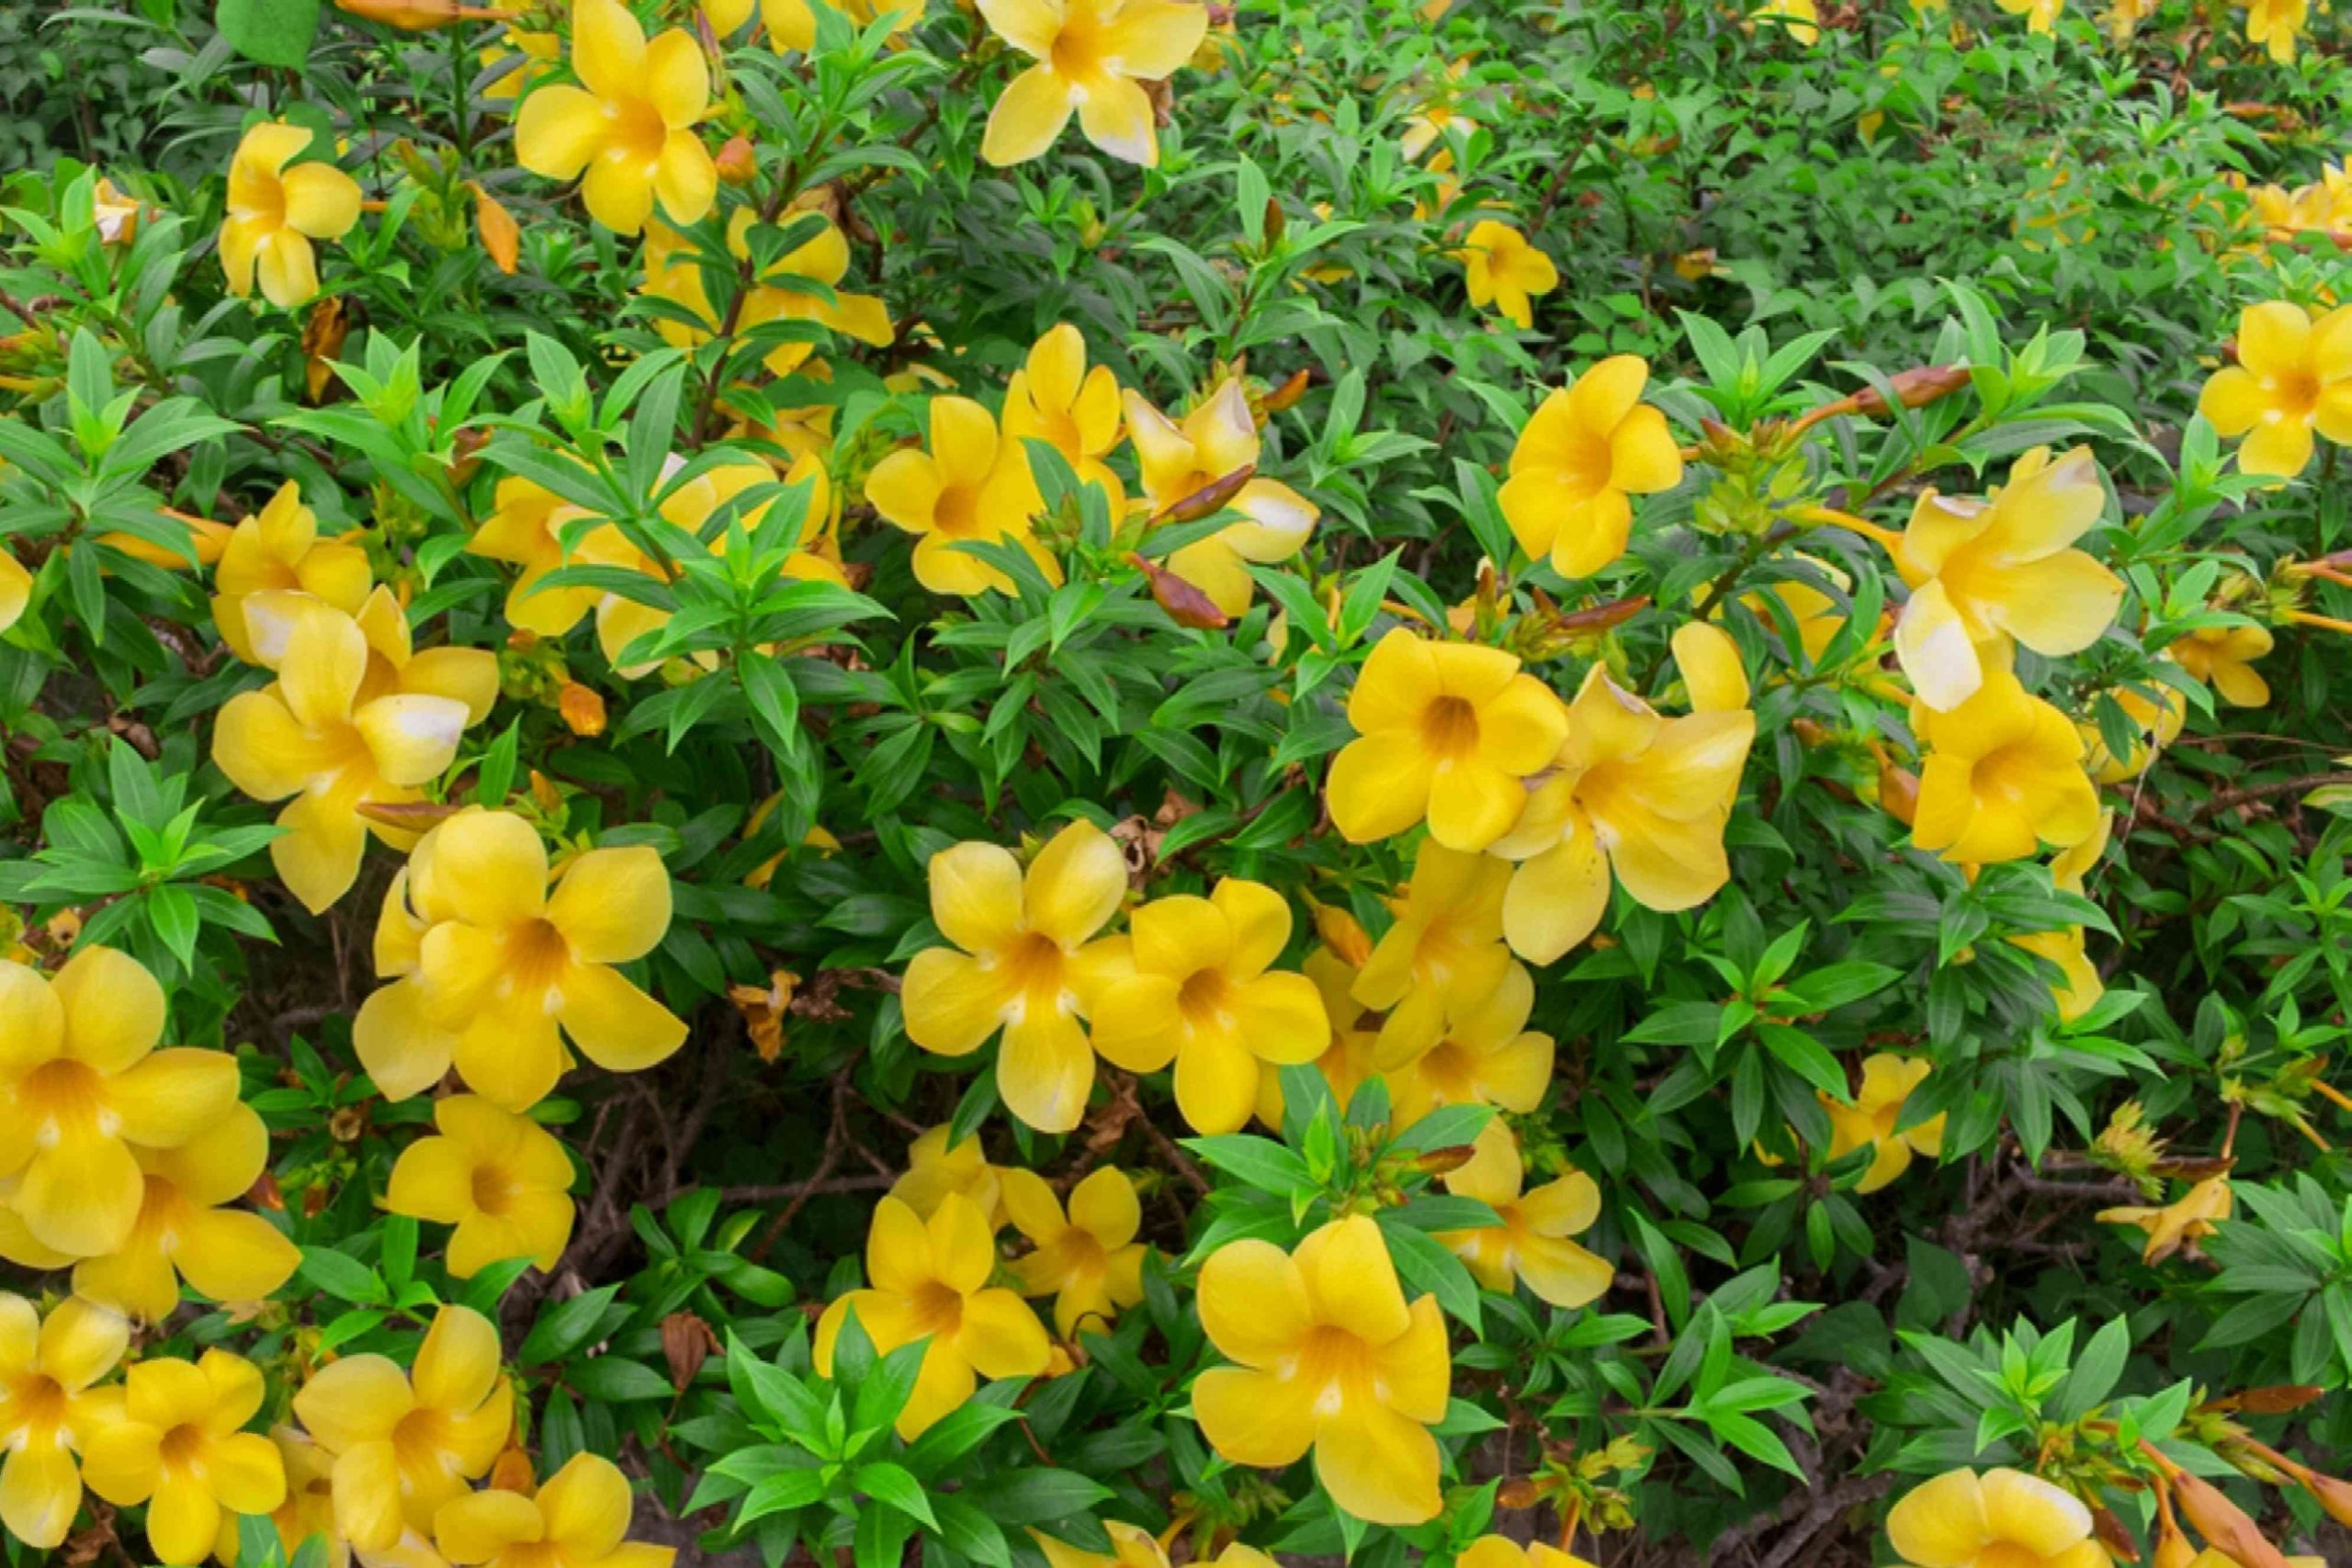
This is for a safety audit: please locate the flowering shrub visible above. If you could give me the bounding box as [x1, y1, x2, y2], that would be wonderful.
[1, 0, 2350, 1564]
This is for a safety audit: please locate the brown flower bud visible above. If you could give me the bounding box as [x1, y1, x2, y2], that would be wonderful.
[661, 1312, 719, 1392]
[1413, 1145, 1479, 1176]
[2089, 1505, 2141, 1562]
[358, 799, 461, 833]
[1792, 717, 1834, 747]
[1495, 1477, 1542, 1510]
[1154, 463, 1255, 525]
[2169, 1468, 2290, 1568]
[1553, 594, 1651, 636]
[450, 425, 492, 487]
[489, 1446, 537, 1495]
[301, 296, 348, 404]
[2301, 1470, 2352, 1527]
[1128, 553, 1229, 629]
[559, 681, 607, 737]
[1878, 762, 1921, 827]
[716, 135, 758, 186]
[2232, 1384, 2325, 1415]
[471, 182, 520, 276]
[1261, 367, 1312, 413]
[248, 1171, 286, 1213]
[1849, 363, 1973, 417]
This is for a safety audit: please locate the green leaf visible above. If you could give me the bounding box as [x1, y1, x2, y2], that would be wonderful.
[853, 1461, 936, 1528]
[563, 1357, 673, 1403]
[217, 0, 321, 66]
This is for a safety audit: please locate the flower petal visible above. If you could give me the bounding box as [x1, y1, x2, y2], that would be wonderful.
[558, 963, 687, 1072]
[546, 847, 672, 964]
[982, 66, 1076, 166]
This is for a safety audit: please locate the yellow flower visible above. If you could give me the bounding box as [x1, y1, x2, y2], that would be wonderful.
[1994, 0, 2064, 31]
[1887, 1468, 2102, 1568]
[1820, 1055, 1945, 1192]
[1033, 1524, 1278, 1568]
[2198, 301, 2352, 479]
[1083, 878, 1330, 1134]
[1325, 628, 1566, 852]
[1498, 357, 1683, 578]
[2011, 813, 2108, 1022]
[1442, 1126, 1611, 1308]
[814, 1194, 1051, 1438]
[1890, 446, 2120, 713]
[1460, 1536, 1600, 1568]
[1400, 102, 1477, 164]
[1752, 0, 1820, 41]
[387, 1096, 577, 1278]
[1389, 961, 1555, 1122]
[433, 1452, 672, 1568]
[469, 476, 643, 638]
[1124, 379, 1319, 616]
[754, 0, 919, 51]
[481, 27, 562, 102]
[889, 1125, 1007, 1224]
[2098, 1174, 2232, 1264]
[900, 821, 1127, 1134]
[210, 481, 372, 665]
[353, 808, 684, 1111]
[1351, 841, 1520, 1066]
[514, 0, 718, 236]
[291, 1305, 513, 1553]
[0, 947, 241, 1258]
[82, 1351, 287, 1567]
[215, 1428, 348, 1568]
[975, 0, 1207, 167]
[1001, 1166, 1150, 1336]
[1193, 1215, 1451, 1526]
[0, 549, 30, 637]
[2169, 624, 2274, 708]
[1003, 324, 1127, 515]
[211, 600, 473, 912]
[865, 396, 1059, 597]
[2243, 0, 2308, 61]
[1488, 662, 1754, 965]
[1455, 220, 1558, 330]
[1254, 946, 1382, 1126]
[2079, 678, 2186, 784]
[0, 1293, 130, 1550]
[220, 124, 361, 309]
[1910, 671, 2100, 866]
[1741, 572, 1849, 664]
[641, 210, 892, 377]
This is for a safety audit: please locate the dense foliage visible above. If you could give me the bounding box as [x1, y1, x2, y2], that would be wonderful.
[1, 0, 2350, 1565]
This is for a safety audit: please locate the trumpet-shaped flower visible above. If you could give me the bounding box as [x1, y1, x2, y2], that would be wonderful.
[218, 1429, 347, 1568]
[514, 0, 718, 235]
[212, 600, 472, 912]
[1441, 1127, 1612, 1308]
[220, 124, 362, 309]
[2197, 301, 2352, 479]
[2011, 813, 2109, 1022]
[210, 482, 372, 665]
[976, 0, 1207, 167]
[890, 1125, 1006, 1224]
[1909, 672, 2100, 866]
[1084, 878, 1329, 1134]
[82, 1351, 287, 1567]
[0, 1293, 130, 1550]
[469, 477, 621, 637]
[1193, 1215, 1451, 1526]
[1822, 1055, 1945, 1193]
[641, 210, 892, 377]
[1351, 841, 1521, 1066]
[1890, 446, 2120, 713]
[1003, 324, 1127, 515]
[1884, 1467, 2104, 1568]
[1124, 380, 1318, 616]
[1001, 1166, 1150, 1336]
[1326, 628, 1567, 852]
[1455, 220, 1558, 330]
[753, 0, 918, 51]
[2098, 1175, 2232, 1265]
[1033, 1523, 1278, 1568]
[387, 1096, 577, 1278]
[900, 822, 1127, 1134]
[291, 1305, 514, 1552]
[865, 397, 1058, 597]
[353, 809, 684, 1111]
[52, 1104, 299, 1324]
[814, 1194, 1052, 1438]
[1498, 357, 1683, 579]
[433, 1452, 673, 1568]
[1389, 962, 1555, 1123]
[2169, 624, 2274, 709]
[0, 947, 241, 1258]
[238, 586, 500, 731]
[1488, 664, 1754, 964]
[2244, 0, 2309, 62]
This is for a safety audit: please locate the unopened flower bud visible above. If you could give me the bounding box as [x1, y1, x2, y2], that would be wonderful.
[717, 135, 758, 186]
[1413, 1145, 1478, 1176]
[2151, 1518, 2195, 1568]
[471, 182, 520, 275]
[1261, 367, 1311, 412]
[1128, 553, 1229, 629]
[1311, 899, 1373, 966]
[1849, 363, 1973, 417]
[559, 681, 607, 737]
[1878, 762, 1920, 826]
[489, 1447, 537, 1495]
[1155, 464, 1256, 525]
[2301, 1471, 2352, 1527]
[662, 1311, 718, 1391]
[1496, 1477, 1541, 1509]
[2169, 1468, 2290, 1568]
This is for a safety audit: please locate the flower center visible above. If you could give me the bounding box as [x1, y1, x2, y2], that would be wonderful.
[471, 1164, 516, 1217]
[999, 931, 1068, 1002]
[1416, 1040, 1474, 1100]
[933, 480, 985, 539]
[1419, 695, 1480, 759]
[1048, 9, 1108, 80]
[2266, 367, 2321, 420]
[607, 96, 670, 166]
[1177, 967, 1231, 1027]
[21, 1058, 114, 1142]
[909, 1280, 965, 1338]
[1549, 428, 1617, 499]
[158, 1423, 209, 1473]
[1, 1374, 70, 1443]
[509, 918, 574, 993]
[1976, 1544, 2050, 1568]
[1295, 1325, 1376, 1416]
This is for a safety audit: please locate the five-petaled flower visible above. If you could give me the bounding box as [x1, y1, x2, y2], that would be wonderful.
[1820, 1054, 1947, 1193]
[865, 396, 1058, 597]
[1498, 357, 1684, 579]
[0, 1293, 129, 1550]
[1456, 220, 1559, 330]
[2168, 624, 2275, 708]
[1001, 1166, 1151, 1336]
[1441, 1125, 1614, 1308]
[1883, 1466, 2106, 1568]
[220, 123, 362, 309]
[433, 1452, 674, 1568]
[387, 1095, 578, 1278]
[2197, 300, 2352, 480]
[515, 0, 718, 235]
[1125, 379, 1319, 616]
[976, 0, 1208, 167]
[1909, 671, 2100, 866]
[82, 1350, 288, 1567]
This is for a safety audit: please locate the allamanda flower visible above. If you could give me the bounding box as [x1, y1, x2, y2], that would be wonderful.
[1125, 379, 1318, 617]
[814, 1194, 1052, 1438]
[1351, 840, 1521, 1067]
[469, 475, 621, 638]
[975, 0, 1208, 168]
[1821, 1054, 1945, 1193]
[1389, 961, 1555, 1124]
[1910, 671, 2100, 866]
[291, 1304, 513, 1553]
[220, 1429, 346, 1568]
[220, 123, 362, 309]
[1255, 946, 1382, 1128]
[1441, 1126, 1613, 1308]
[2098, 1174, 2232, 1265]
[514, 0, 718, 236]
[433, 1452, 674, 1568]
[387, 1095, 577, 1278]
[1001, 1166, 1150, 1336]
[890, 1125, 1006, 1224]
[210, 481, 371, 665]
[0, 1293, 130, 1550]
[2243, 0, 2309, 62]
[1193, 1215, 1452, 1526]
[900, 821, 1128, 1134]
[2169, 623, 2274, 708]
[0, 946, 241, 1258]
[1890, 446, 2120, 713]
[2197, 300, 2352, 480]
[211, 599, 472, 912]
[641, 210, 891, 377]
[1498, 356, 1683, 579]
[740, 0, 918, 52]
[1325, 627, 1566, 852]
[1994, 0, 2064, 32]
[1488, 656, 1754, 966]
[865, 396, 1058, 598]
[1455, 220, 1558, 331]
[354, 808, 684, 1111]
[1884, 1466, 2104, 1568]
[1083, 877, 1330, 1134]
[1003, 324, 1128, 516]
[82, 1350, 287, 1567]
[2010, 811, 2109, 1023]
